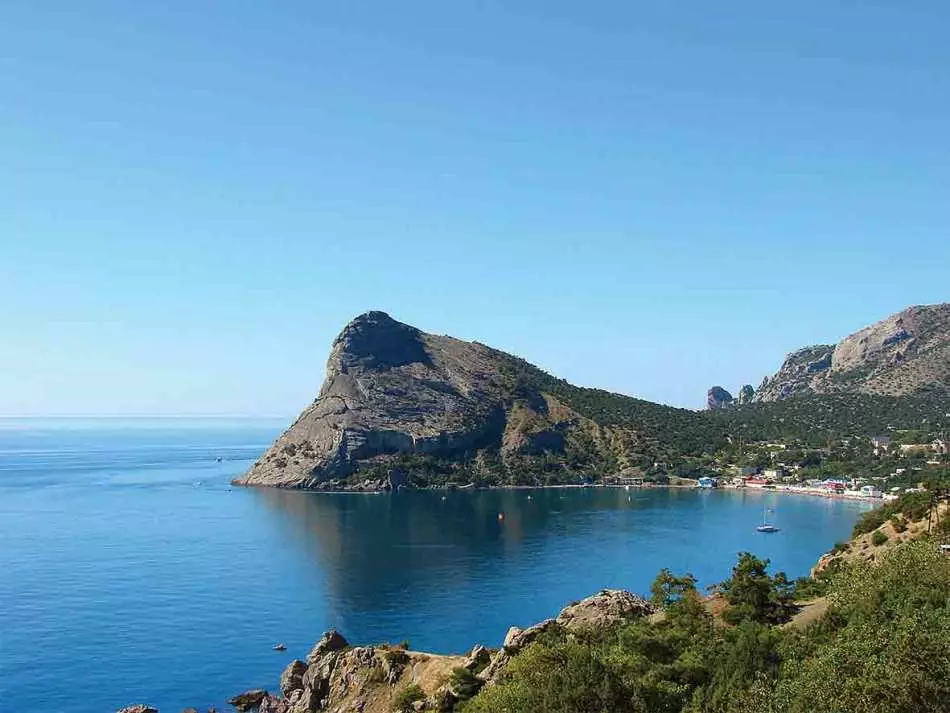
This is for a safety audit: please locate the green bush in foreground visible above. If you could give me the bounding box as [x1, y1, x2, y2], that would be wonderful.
[462, 541, 950, 713]
[392, 683, 425, 713]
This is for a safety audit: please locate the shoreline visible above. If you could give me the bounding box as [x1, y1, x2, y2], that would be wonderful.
[238, 480, 884, 504]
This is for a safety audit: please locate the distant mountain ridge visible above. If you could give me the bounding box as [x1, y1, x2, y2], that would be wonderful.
[753, 303, 950, 401]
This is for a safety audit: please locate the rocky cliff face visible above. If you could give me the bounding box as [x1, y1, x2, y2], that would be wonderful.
[235, 311, 518, 488]
[754, 304, 950, 402]
[235, 311, 706, 489]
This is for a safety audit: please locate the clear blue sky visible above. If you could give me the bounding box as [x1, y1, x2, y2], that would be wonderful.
[2, 1, 948, 416]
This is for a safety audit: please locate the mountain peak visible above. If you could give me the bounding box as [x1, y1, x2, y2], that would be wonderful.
[330, 311, 428, 374]
[754, 302, 950, 401]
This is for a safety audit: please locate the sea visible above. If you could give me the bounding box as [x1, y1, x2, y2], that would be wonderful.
[0, 418, 874, 712]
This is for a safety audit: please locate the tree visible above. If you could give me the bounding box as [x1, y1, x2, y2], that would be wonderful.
[719, 553, 795, 625]
[651, 569, 699, 609]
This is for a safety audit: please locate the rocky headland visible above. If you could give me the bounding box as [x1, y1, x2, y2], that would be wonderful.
[233, 311, 721, 491]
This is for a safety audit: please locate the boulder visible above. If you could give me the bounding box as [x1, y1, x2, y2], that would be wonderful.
[479, 619, 560, 683]
[117, 707, 158, 713]
[431, 684, 458, 712]
[463, 644, 491, 672]
[258, 694, 290, 713]
[306, 629, 348, 664]
[228, 689, 268, 712]
[503, 619, 558, 652]
[280, 659, 307, 696]
[556, 589, 654, 632]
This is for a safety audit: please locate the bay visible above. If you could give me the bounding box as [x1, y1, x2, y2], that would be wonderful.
[0, 420, 873, 712]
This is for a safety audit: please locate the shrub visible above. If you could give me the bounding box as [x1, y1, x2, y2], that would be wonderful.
[385, 648, 410, 667]
[871, 530, 889, 546]
[449, 666, 482, 700]
[392, 683, 425, 713]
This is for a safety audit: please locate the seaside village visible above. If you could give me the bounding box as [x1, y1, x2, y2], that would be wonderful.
[609, 429, 949, 502]
[690, 432, 949, 501]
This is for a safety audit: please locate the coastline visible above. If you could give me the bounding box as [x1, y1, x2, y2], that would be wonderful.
[236, 479, 885, 505]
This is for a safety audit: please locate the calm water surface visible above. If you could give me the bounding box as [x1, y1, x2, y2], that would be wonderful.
[0, 420, 873, 712]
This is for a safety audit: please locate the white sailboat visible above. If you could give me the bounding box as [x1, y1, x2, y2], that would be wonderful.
[756, 503, 780, 533]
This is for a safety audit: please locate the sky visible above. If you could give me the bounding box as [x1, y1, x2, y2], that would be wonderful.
[2, 1, 948, 417]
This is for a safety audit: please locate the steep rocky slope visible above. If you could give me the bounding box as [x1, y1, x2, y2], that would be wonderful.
[235, 311, 725, 489]
[755, 303, 950, 401]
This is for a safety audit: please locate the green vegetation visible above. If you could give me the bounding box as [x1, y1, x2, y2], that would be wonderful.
[448, 667, 483, 700]
[350, 364, 949, 489]
[852, 490, 932, 536]
[461, 542, 950, 713]
[717, 553, 795, 625]
[392, 683, 425, 713]
[871, 530, 889, 546]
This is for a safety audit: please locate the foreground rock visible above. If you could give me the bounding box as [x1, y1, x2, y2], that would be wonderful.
[116, 707, 158, 713]
[479, 589, 655, 684]
[228, 689, 268, 711]
[556, 589, 654, 631]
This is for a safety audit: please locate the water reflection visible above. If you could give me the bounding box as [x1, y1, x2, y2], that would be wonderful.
[250, 486, 873, 653]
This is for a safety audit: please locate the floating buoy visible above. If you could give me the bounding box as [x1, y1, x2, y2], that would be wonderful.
[526, 495, 532, 501]
[498, 513, 505, 521]
[441, 496, 447, 501]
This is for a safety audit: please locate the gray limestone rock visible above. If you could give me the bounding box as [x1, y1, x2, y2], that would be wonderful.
[706, 386, 734, 410]
[754, 304, 950, 401]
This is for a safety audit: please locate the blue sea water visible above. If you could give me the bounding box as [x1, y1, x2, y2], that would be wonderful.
[0, 419, 874, 712]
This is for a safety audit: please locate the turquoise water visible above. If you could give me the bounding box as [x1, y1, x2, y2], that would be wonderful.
[0, 420, 874, 712]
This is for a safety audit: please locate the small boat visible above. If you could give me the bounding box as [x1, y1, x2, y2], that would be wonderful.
[215, 456, 223, 462]
[756, 504, 780, 533]
[272, 643, 286, 651]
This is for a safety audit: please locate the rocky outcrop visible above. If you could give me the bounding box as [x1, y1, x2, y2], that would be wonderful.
[116, 707, 158, 713]
[755, 304, 950, 402]
[228, 690, 268, 711]
[737, 384, 755, 405]
[706, 386, 734, 410]
[556, 589, 654, 631]
[479, 589, 654, 684]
